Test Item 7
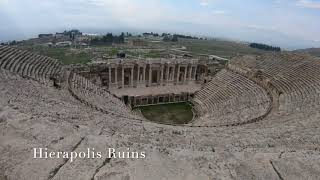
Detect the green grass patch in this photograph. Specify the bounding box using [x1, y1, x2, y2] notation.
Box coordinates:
[109, 47, 119, 56]
[143, 50, 161, 58]
[18, 46, 92, 65]
[134, 102, 193, 124]
[40, 48, 92, 65]
[55, 51, 92, 65]
[156, 38, 268, 58]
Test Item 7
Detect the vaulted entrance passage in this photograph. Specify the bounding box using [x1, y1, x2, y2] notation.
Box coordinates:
[133, 102, 194, 125]
[112, 84, 199, 125]
[123, 68, 133, 86]
[124, 75, 130, 86]
[152, 70, 158, 84]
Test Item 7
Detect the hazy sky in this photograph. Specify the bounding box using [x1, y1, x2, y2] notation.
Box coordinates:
[1, 0, 320, 49]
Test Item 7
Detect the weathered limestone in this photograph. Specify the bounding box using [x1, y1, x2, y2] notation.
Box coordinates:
[184, 66, 187, 83]
[112, 84, 201, 107]
[78, 58, 208, 90]
[73, 58, 209, 106]
[166, 65, 170, 83]
[137, 65, 140, 83]
[193, 69, 271, 126]
[176, 64, 180, 83]
[115, 66, 118, 86]
[2, 46, 320, 180]
[122, 66, 124, 87]
[1, 51, 320, 179]
[108, 66, 111, 88]
[148, 65, 152, 86]
[188, 65, 192, 82]
[160, 64, 164, 85]
[143, 66, 146, 85]
[0, 46, 63, 85]
[131, 67, 134, 87]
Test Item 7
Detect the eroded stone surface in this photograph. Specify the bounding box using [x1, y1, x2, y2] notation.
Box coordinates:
[0, 50, 320, 179]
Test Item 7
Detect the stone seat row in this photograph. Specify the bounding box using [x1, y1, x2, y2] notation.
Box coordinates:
[279, 84, 320, 112]
[229, 53, 320, 114]
[0, 67, 23, 81]
[196, 70, 269, 105]
[0, 46, 63, 85]
[197, 88, 269, 120]
[193, 70, 271, 126]
[68, 72, 139, 118]
[198, 103, 269, 126]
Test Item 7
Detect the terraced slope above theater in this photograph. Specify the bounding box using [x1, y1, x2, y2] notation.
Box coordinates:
[192, 69, 271, 126]
[0, 45, 64, 84]
[192, 53, 320, 127]
[0, 46, 138, 120]
[1, 53, 320, 179]
[68, 71, 141, 119]
[228, 53, 320, 113]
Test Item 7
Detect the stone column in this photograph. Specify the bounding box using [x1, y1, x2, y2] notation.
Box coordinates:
[137, 65, 140, 83]
[172, 66, 175, 81]
[184, 66, 187, 83]
[149, 65, 152, 86]
[166, 65, 169, 83]
[143, 66, 146, 84]
[160, 64, 164, 85]
[108, 66, 112, 88]
[122, 66, 124, 87]
[131, 67, 134, 87]
[176, 65, 180, 83]
[188, 65, 192, 81]
[194, 65, 198, 80]
[157, 68, 160, 85]
[115, 66, 118, 87]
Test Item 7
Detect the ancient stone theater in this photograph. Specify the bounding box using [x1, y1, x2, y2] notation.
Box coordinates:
[1, 45, 320, 179]
[74, 58, 208, 106]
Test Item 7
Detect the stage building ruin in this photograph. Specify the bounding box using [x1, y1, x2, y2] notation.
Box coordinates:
[75, 58, 209, 107]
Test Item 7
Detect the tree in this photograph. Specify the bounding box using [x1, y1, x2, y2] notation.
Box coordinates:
[102, 33, 113, 43]
[249, 43, 281, 52]
[163, 36, 171, 42]
[91, 32, 126, 45]
[171, 35, 178, 42]
[119, 32, 125, 43]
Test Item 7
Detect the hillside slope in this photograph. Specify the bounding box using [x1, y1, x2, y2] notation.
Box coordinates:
[294, 48, 320, 57]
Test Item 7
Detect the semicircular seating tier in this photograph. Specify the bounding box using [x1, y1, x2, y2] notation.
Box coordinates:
[0, 45, 140, 119]
[228, 53, 320, 114]
[68, 71, 142, 119]
[1, 51, 320, 179]
[192, 69, 272, 126]
[0, 45, 64, 84]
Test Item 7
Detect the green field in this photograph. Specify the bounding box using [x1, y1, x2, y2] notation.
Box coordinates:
[159, 38, 268, 58]
[134, 102, 194, 125]
[17, 36, 271, 65]
[42, 48, 92, 65]
[18, 46, 92, 65]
